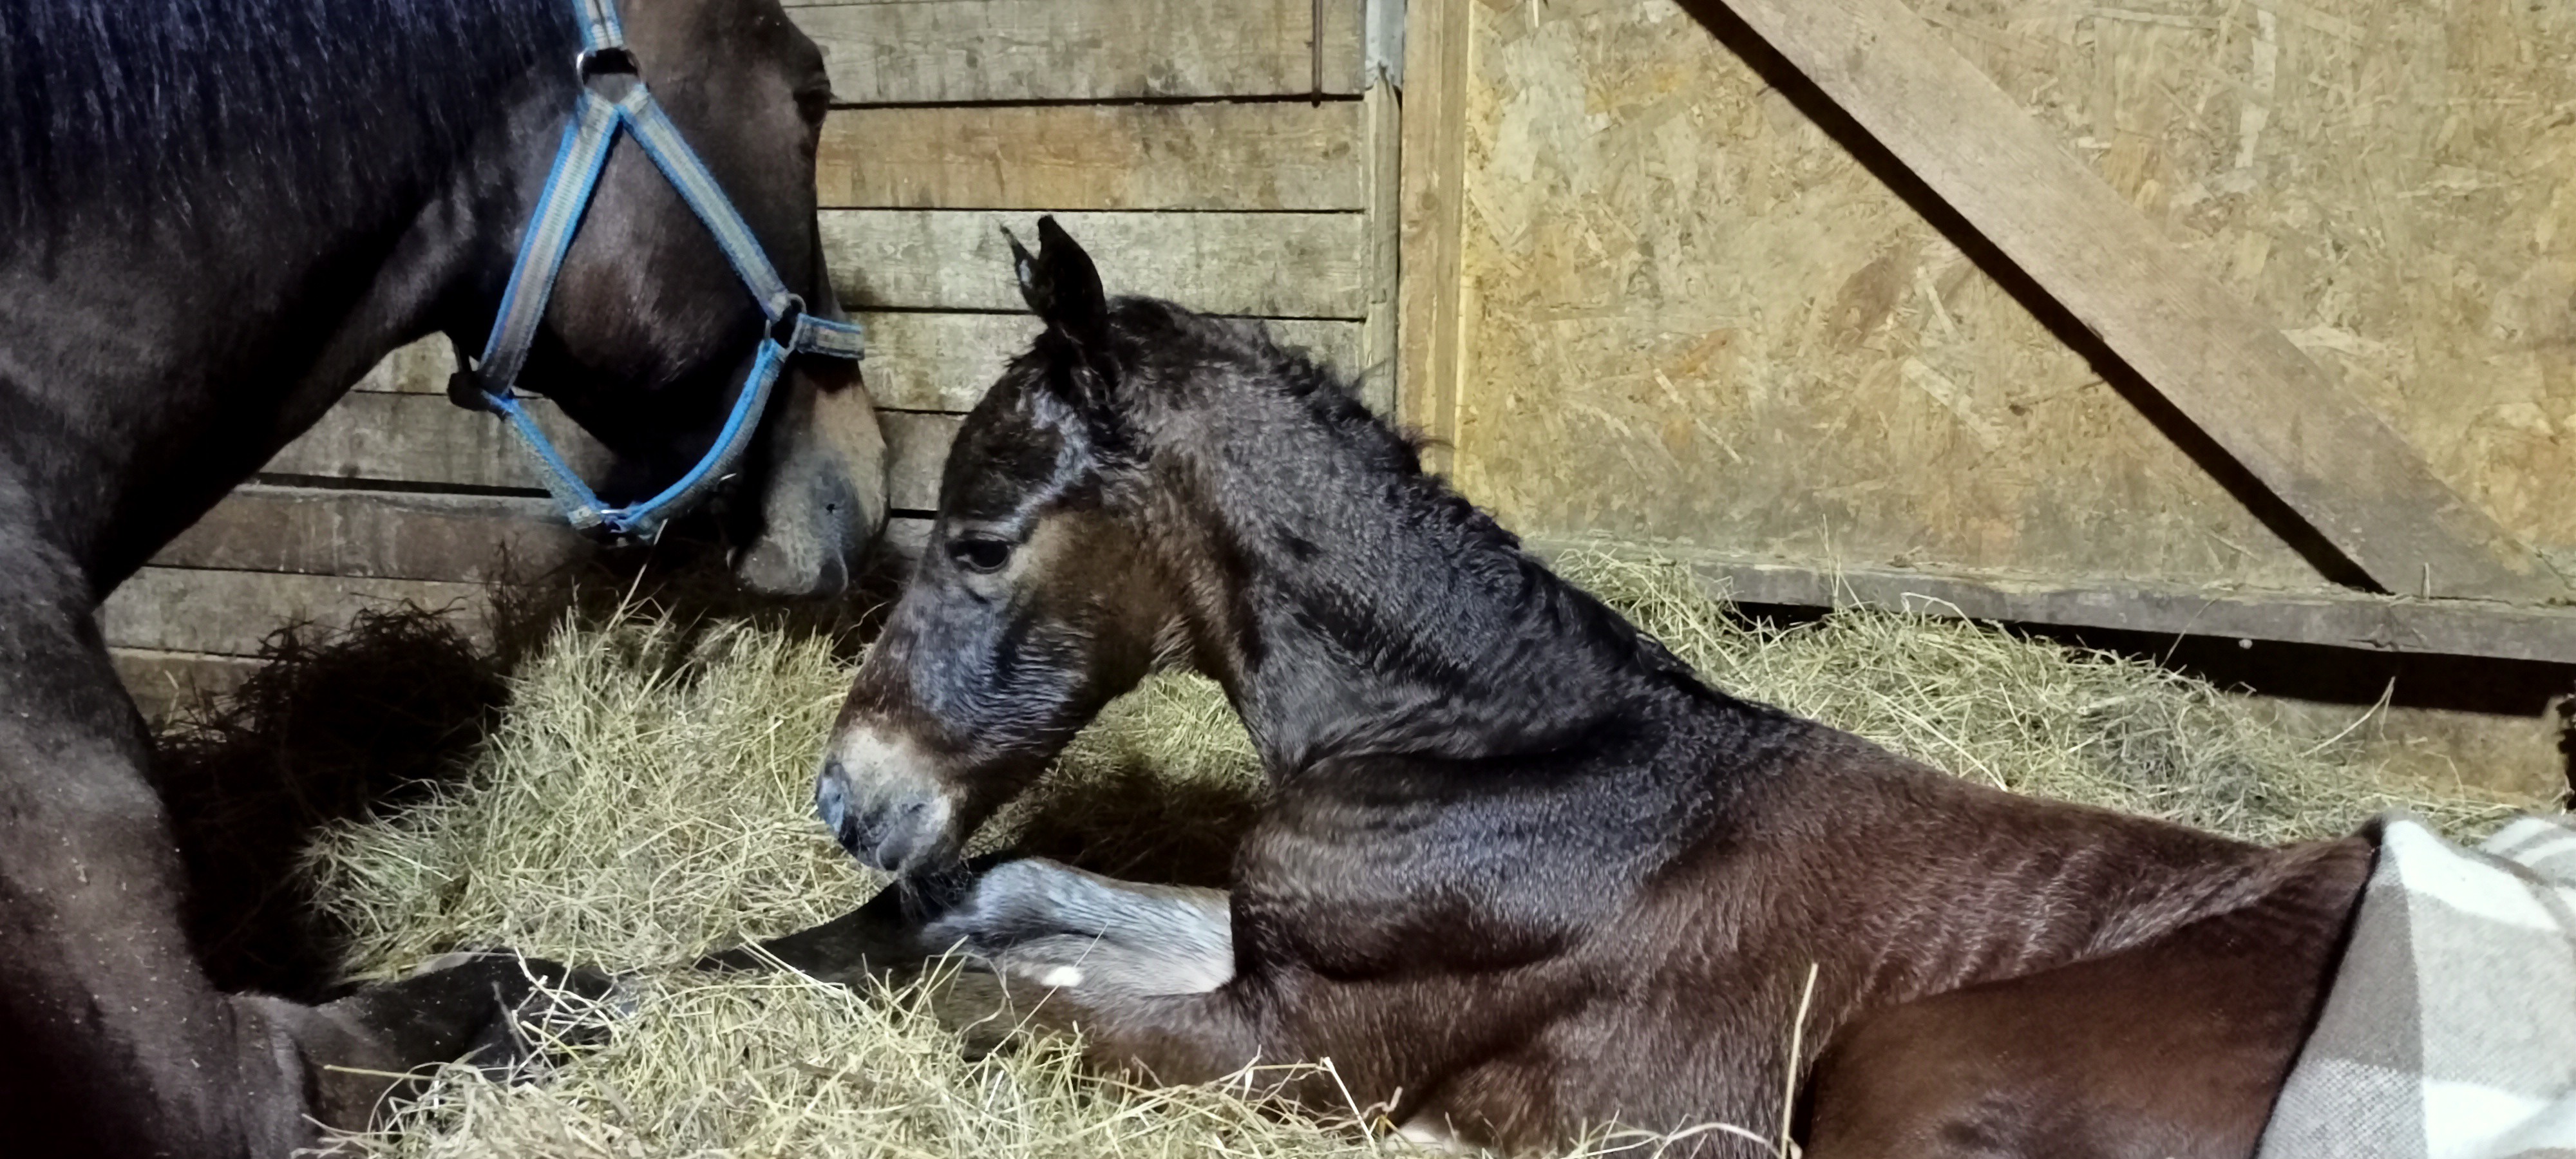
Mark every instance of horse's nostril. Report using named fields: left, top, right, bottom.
left=823, top=759, right=846, bottom=781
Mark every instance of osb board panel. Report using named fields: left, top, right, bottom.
left=819, top=103, right=1367, bottom=212
left=866, top=313, right=1364, bottom=413
left=1449, top=0, right=2576, bottom=592
left=822, top=210, right=1371, bottom=319
left=788, top=0, right=1364, bottom=104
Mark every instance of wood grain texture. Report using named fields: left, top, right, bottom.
left=789, top=0, right=1363, bottom=104
left=263, top=391, right=612, bottom=490
left=819, top=103, right=1365, bottom=212
left=1689, top=0, right=2560, bottom=602
left=883, top=514, right=933, bottom=563
left=1395, top=0, right=1472, bottom=466
left=1357, top=78, right=1403, bottom=415
left=153, top=485, right=589, bottom=583
left=862, top=312, right=1363, bottom=413
left=350, top=337, right=455, bottom=393
left=882, top=411, right=961, bottom=513
left=101, top=568, right=491, bottom=658
left=1541, top=538, right=2576, bottom=666
left=112, top=650, right=264, bottom=722
left=822, top=210, right=1370, bottom=319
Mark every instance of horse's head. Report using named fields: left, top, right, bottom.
left=815, top=218, right=1325, bottom=878
left=457, top=0, right=881, bottom=595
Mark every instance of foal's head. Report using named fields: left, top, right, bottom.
left=815, top=218, right=1350, bottom=877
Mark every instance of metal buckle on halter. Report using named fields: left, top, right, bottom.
left=767, top=294, right=807, bottom=349
left=576, top=45, right=639, bottom=82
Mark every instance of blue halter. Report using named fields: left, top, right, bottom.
left=449, top=0, right=866, bottom=541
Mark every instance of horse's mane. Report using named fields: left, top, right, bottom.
left=0, top=0, right=575, bottom=231
left=1110, top=300, right=1723, bottom=717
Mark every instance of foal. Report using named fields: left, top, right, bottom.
left=812, top=220, right=2371, bottom=1157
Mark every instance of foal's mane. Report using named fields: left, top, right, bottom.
left=0, top=0, right=575, bottom=231
left=1106, top=299, right=1718, bottom=714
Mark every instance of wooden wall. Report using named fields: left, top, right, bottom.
left=109, top=0, right=1399, bottom=720
left=1398, top=0, right=2576, bottom=665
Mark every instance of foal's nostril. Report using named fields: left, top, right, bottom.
left=815, top=766, right=849, bottom=832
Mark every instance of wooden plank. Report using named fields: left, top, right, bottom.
left=789, top=0, right=1363, bottom=104
left=263, top=391, right=612, bottom=491
left=884, top=515, right=933, bottom=564
left=153, top=485, right=589, bottom=583
left=861, top=312, right=1363, bottom=413
left=882, top=412, right=961, bottom=513
left=819, top=104, right=1365, bottom=212
left=100, top=569, right=491, bottom=659
left=1689, top=0, right=2562, bottom=603
left=1396, top=0, right=1472, bottom=469
left=821, top=210, right=1369, bottom=319
left=1539, top=539, right=2576, bottom=666
left=112, top=649, right=265, bottom=722
left=350, top=336, right=454, bottom=393
left=1356, top=77, right=1402, bottom=414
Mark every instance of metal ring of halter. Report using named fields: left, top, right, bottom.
left=447, top=0, right=866, bottom=542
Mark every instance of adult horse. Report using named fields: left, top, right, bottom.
left=0, top=0, right=882, bottom=1153
left=804, top=220, right=2383, bottom=1157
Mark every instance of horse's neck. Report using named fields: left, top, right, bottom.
left=1173, top=404, right=1701, bottom=775
left=5, top=91, right=546, bottom=590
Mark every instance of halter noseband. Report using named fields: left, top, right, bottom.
left=448, top=0, right=866, bottom=541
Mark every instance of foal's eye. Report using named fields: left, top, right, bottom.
left=948, top=537, right=1013, bottom=574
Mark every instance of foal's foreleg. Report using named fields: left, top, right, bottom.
left=925, top=858, right=1271, bottom=1082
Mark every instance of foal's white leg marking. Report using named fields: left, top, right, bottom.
left=1035, top=965, right=1086, bottom=988
left=930, top=858, right=1234, bottom=996
left=1394, top=1118, right=1473, bottom=1154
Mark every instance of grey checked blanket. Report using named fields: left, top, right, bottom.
left=2258, top=812, right=2576, bottom=1159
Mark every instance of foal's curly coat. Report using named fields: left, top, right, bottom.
left=808, top=219, right=2371, bottom=1158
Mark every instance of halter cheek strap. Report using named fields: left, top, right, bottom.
left=450, top=0, right=865, bottom=542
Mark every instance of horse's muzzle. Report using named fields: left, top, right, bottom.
left=813, top=732, right=957, bottom=876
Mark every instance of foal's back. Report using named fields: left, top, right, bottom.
left=1577, top=720, right=2371, bottom=1156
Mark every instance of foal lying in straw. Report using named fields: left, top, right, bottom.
left=780, top=218, right=2553, bottom=1158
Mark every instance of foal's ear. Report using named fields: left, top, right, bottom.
left=1005, top=216, right=1108, bottom=344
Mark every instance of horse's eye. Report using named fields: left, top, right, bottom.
left=948, top=537, right=1012, bottom=574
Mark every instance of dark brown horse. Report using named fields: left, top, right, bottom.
left=805, top=220, right=2373, bottom=1157
left=0, top=0, right=881, bottom=1153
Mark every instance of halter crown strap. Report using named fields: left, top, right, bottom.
left=455, top=0, right=864, bottom=541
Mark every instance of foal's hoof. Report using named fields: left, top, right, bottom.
left=457, top=957, right=627, bottom=1079
left=336, top=951, right=625, bottom=1081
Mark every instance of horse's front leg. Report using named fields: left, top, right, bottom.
left=924, top=858, right=1271, bottom=1082
left=0, top=552, right=604, bottom=1156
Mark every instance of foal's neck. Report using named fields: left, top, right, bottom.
left=1168, top=379, right=1721, bottom=776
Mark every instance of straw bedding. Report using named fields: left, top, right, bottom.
left=182, top=551, right=2550, bottom=1157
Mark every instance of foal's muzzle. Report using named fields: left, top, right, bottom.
left=813, top=732, right=958, bottom=876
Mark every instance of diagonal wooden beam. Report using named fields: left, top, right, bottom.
left=1680, top=0, right=2566, bottom=605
